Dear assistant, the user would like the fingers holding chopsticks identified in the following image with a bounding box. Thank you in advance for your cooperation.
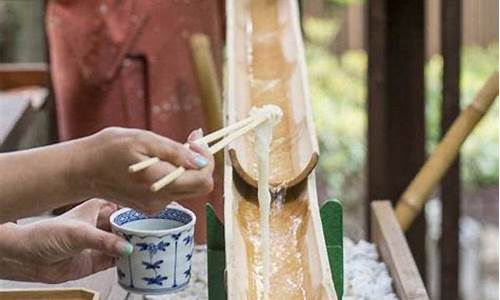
[167,132,215,196]
[154,128,214,193]
[129,115,264,192]
[139,130,210,170]
[138,128,214,195]
[81,127,215,216]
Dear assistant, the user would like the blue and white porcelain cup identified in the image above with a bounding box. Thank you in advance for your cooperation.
[110,204,196,295]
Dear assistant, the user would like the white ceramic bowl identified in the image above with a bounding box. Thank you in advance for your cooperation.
[110,205,196,295]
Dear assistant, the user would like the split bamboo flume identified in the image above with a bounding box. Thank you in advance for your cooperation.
[396,71,499,231]
[224,0,336,299]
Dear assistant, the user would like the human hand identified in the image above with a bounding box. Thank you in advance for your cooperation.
[0,199,131,283]
[76,127,214,214]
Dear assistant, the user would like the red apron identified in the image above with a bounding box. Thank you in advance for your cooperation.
[46,0,224,243]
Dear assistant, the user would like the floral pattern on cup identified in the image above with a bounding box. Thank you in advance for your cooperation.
[110,205,196,295]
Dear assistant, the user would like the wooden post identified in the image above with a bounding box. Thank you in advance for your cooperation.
[440,0,461,299]
[367,0,427,280]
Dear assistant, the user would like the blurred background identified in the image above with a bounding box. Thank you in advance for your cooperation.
[302,0,498,299]
[0,0,498,299]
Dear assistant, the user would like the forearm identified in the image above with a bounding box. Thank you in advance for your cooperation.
[0,137,93,222]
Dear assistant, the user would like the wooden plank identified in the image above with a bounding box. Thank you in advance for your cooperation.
[440,0,461,298]
[367,0,427,279]
[371,201,429,300]
[0,288,98,300]
[0,269,116,299]
[0,63,49,90]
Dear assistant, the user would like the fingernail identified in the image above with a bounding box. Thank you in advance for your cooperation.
[190,128,203,141]
[194,154,208,168]
[118,241,134,256]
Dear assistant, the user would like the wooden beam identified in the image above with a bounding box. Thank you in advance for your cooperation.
[0,63,49,90]
[367,0,427,279]
[371,201,429,300]
[440,0,461,299]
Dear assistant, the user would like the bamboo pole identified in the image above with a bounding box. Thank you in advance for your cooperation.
[190,33,223,167]
[395,71,499,231]
[190,34,223,133]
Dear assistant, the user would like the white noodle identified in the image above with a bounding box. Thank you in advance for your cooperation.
[249,104,283,299]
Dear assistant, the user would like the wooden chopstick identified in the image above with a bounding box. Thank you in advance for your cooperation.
[150,116,266,192]
[196,115,256,146]
[128,115,257,174]
[150,166,187,192]
[128,157,160,172]
[208,116,265,154]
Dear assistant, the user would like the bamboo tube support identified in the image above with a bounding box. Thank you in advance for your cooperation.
[395,71,499,231]
[190,34,223,168]
[190,33,222,132]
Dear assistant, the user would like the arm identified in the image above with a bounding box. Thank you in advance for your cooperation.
[0,137,90,222]
[0,127,214,223]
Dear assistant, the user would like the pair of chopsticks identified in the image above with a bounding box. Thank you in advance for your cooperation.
[128,114,267,192]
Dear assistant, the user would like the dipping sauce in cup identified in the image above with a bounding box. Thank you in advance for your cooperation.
[110,204,196,295]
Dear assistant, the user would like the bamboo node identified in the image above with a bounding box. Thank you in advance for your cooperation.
[469,101,488,115]
[399,197,420,212]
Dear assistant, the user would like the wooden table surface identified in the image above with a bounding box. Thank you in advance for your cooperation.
[0,268,130,300]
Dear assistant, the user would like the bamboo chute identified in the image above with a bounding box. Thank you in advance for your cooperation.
[224,0,336,299]
[395,71,499,231]
[226,0,319,189]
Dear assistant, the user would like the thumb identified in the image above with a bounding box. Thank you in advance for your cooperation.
[73,225,133,258]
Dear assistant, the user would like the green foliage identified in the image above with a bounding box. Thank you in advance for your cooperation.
[305,17,499,204]
[305,18,367,204]
[303,18,338,45]
[326,0,364,8]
